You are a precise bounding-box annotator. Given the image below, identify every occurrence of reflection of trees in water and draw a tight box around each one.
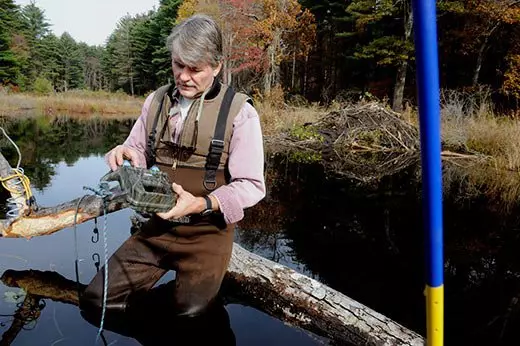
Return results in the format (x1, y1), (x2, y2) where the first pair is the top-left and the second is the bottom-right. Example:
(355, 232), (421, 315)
(248, 156), (520, 345)
(0, 116), (134, 190)
(237, 194), (291, 264)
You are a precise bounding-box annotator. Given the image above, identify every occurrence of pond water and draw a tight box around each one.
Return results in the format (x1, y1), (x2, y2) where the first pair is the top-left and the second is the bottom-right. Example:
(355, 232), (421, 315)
(1, 116), (520, 345)
(0, 117), (324, 346)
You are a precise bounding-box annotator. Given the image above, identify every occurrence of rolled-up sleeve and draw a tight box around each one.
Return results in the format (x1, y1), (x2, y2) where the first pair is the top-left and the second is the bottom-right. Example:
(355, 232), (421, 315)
(210, 102), (266, 224)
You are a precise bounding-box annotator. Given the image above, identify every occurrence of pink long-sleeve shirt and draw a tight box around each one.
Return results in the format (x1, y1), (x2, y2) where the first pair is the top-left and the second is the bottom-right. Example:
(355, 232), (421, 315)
(105, 91), (266, 224)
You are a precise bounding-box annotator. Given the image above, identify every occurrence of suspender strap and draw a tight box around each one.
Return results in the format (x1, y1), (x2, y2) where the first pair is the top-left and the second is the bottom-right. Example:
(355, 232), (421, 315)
(146, 84), (174, 167)
(204, 87), (235, 191)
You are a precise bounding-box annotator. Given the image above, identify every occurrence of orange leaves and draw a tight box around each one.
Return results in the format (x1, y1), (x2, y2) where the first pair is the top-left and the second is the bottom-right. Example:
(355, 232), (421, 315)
(502, 54), (520, 99)
(251, 0), (316, 61)
(174, 0), (316, 90)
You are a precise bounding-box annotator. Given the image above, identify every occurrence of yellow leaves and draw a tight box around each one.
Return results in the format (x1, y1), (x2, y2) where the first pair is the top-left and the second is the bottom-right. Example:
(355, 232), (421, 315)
(176, 0), (198, 22)
(502, 54), (520, 99)
(473, 0), (520, 24)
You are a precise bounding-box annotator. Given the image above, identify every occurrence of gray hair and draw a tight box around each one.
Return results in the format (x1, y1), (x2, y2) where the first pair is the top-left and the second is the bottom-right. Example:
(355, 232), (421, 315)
(167, 14), (223, 68)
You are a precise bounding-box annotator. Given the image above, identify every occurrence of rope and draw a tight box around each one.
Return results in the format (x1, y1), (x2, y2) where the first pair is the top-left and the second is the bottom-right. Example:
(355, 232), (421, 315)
(73, 183), (112, 344)
(0, 126), (37, 218)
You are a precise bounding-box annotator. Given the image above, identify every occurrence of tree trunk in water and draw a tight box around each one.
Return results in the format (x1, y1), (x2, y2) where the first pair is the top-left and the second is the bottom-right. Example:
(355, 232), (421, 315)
(392, 9), (414, 112)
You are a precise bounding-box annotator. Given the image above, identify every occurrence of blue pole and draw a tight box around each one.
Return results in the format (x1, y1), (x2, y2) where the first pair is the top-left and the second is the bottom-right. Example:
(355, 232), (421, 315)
(411, 1), (444, 345)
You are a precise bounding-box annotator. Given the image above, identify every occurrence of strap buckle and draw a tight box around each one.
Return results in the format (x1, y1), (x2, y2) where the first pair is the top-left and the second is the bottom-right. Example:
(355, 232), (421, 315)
(210, 139), (225, 152)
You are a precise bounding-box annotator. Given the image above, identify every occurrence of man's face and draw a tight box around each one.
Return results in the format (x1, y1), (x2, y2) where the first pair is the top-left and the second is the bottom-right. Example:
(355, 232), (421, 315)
(172, 56), (221, 99)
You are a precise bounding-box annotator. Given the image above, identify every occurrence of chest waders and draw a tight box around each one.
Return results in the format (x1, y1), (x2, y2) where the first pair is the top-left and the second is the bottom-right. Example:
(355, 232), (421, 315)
(79, 84), (241, 326)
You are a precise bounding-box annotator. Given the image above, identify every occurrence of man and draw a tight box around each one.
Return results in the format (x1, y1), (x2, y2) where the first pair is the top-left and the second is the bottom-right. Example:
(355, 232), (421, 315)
(79, 13), (265, 321)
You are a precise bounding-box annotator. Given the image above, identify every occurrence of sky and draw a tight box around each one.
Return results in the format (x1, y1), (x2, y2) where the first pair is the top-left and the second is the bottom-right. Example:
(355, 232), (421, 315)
(14, 0), (160, 46)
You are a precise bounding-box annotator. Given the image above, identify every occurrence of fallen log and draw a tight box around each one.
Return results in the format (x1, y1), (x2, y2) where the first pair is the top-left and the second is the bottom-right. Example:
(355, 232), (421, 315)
(0, 154), (425, 345)
(0, 244), (425, 346)
(0, 191), (128, 238)
(224, 244), (424, 346)
(1, 269), (84, 306)
(0, 151), (130, 239)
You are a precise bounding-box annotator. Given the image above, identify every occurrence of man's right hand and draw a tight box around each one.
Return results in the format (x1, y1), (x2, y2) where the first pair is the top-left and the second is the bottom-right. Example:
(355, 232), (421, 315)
(107, 145), (141, 171)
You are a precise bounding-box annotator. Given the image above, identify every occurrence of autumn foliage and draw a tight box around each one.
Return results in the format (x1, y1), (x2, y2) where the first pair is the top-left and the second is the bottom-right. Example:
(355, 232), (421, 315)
(176, 0), (316, 93)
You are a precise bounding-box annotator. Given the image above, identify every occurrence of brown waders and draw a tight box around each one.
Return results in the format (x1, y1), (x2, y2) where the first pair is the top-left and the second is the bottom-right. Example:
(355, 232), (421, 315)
(79, 212), (235, 325)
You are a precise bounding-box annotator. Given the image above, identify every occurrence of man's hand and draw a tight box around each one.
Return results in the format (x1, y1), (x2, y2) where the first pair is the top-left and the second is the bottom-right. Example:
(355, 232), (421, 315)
(156, 183), (205, 220)
(107, 145), (141, 171)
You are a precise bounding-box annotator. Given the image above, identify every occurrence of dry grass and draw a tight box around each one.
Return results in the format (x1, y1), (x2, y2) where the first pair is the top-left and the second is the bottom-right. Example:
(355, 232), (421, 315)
(437, 87), (520, 208)
(0, 90), (144, 118)
(3, 86), (520, 207)
(253, 87), (326, 136)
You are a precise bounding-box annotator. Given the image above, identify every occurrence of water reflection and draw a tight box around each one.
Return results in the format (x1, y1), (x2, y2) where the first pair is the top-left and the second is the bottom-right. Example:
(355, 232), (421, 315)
(0, 115), (134, 191)
(1, 268), (236, 346)
(2, 116), (520, 345)
(245, 155), (520, 346)
(0, 116), (324, 346)
(81, 281), (237, 346)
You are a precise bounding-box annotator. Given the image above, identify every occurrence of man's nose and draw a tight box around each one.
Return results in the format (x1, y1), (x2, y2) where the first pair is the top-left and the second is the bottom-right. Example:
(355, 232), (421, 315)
(178, 68), (190, 82)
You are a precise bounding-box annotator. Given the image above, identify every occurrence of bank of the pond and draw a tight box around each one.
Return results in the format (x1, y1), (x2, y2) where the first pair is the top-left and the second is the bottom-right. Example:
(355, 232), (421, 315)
(0, 90), (145, 117)
(267, 101), (520, 212)
(3, 90), (520, 210)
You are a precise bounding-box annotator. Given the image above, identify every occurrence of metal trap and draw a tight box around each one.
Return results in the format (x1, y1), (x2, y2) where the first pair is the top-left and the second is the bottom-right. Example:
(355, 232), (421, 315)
(100, 163), (176, 213)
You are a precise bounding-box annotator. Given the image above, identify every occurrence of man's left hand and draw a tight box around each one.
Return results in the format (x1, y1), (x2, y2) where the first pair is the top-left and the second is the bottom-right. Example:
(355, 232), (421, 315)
(156, 183), (204, 220)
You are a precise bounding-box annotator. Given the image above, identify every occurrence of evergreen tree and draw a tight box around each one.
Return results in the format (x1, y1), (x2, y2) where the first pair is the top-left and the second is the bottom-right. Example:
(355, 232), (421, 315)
(149, 0), (182, 85)
(56, 32), (84, 91)
(341, 0), (414, 110)
(39, 33), (60, 90)
(130, 12), (157, 94)
(0, 0), (22, 86)
(19, 1), (52, 84)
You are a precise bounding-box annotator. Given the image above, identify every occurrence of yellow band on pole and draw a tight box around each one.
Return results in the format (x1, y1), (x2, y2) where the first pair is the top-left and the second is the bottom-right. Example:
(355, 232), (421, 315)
(426, 285), (444, 346)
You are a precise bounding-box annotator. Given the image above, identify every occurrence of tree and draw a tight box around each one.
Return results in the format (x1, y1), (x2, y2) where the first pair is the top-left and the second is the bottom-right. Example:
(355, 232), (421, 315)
(130, 12), (157, 94)
(0, 0), (22, 86)
(39, 33), (60, 90)
(439, 0), (520, 87)
(19, 1), (51, 85)
(106, 15), (137, 95)
(299, 0), (350, 101)
(149, 0), (183, 85)
(250, 0), (316, 93)
(78, 43), (104, 91)
(340, 0), (414, 111)
(176, 0), (315, 94)
(56, 32), (84, 91)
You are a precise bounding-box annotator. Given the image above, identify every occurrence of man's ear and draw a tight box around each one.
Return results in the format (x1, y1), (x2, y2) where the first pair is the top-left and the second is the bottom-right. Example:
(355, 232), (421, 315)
(213, 62), (223, 77)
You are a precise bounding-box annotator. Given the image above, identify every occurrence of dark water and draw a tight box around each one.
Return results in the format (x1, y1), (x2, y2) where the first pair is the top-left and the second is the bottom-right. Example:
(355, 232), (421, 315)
(1, 116), (520, 345)
(0, 116), (324, 346)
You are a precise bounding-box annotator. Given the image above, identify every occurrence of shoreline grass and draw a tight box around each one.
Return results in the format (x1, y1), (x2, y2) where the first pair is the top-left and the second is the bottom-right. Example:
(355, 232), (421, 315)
(0, 90), (145, 118)
(2, 88), (520, 208)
